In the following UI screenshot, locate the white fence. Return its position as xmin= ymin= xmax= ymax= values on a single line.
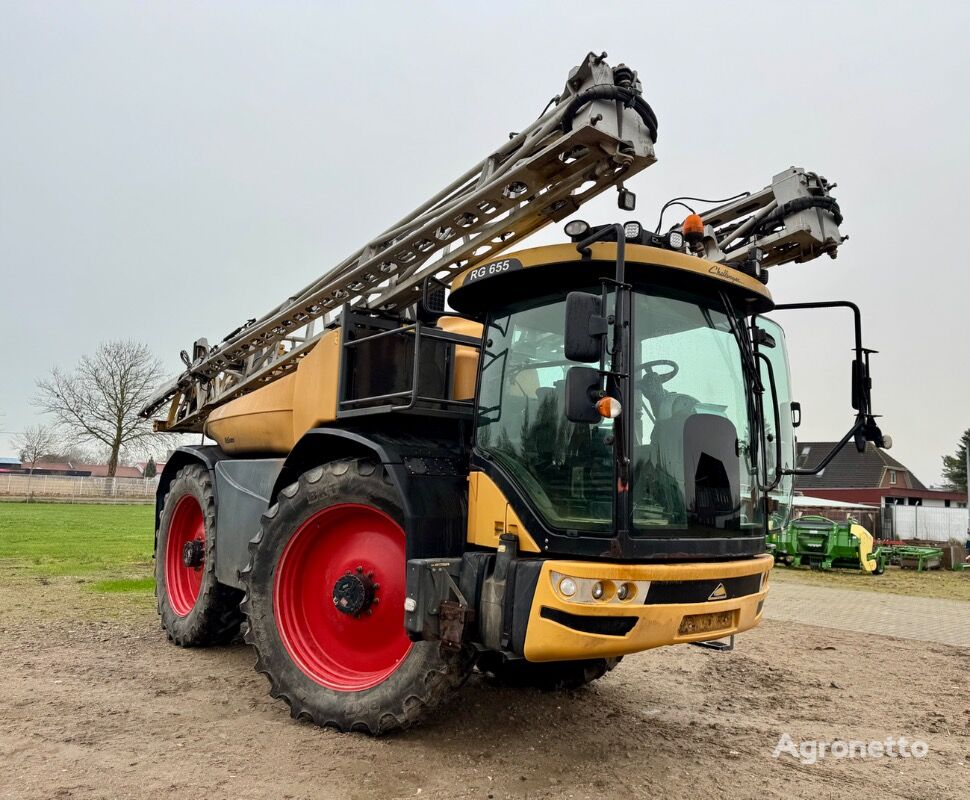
xmin=0 ymin=472 xmax=160 ymax=503
xmin=889 ymin=505 xmax=969 ymax=542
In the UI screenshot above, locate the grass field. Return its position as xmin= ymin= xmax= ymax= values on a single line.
xmin=2 ymin=502 xmax=968 ymax=603
xmin=0 ymin=502 xmax=155 ymax=591
xmin=770 ymin=558 xmax=970 ymax=602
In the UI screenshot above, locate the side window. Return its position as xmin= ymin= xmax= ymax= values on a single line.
xmin=757 ymin=317 xmax=795 ymax=530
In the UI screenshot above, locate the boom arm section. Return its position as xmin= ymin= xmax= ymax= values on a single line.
xmin=142 ymin=52 xmax=658 ymax=433
xmin=672 ymin=167 xmax=845 ymax=270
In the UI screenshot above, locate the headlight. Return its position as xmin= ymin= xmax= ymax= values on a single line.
xmin=616 ymin=582 xmax=637 ymax=601
xmin=666 ymin=231 xmax=684 ymax=250
xmin=551 ymin=572 xmax=649 ymax=604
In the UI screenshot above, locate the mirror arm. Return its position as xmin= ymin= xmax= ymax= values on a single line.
xmin=771 ymin=300 xmax=863 ymax=353
xmin=575 ymin=223 xmax=621 ymax=259
xmin=768 ymin=299 xmax=890 ymax=464
xmin=609 ymin=225 xmax=632 ymax=498
xmin=770 ymin=300 xmax=873 ymax=417
xmin=783 ymin=419 xmax=865 ymax=476
xmin=599 ymin=280 xmax=609 ymax=376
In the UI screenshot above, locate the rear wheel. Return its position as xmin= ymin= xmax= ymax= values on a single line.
xmin=241 ymin=459 xmax=471 ymax=734
xmin=155 ymin=464 xmax=244 ymax=646
xmin=479 ymin=653 xmax=621 ymax=690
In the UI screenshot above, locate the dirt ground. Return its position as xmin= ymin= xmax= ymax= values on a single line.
xmin=1 ymin=577 xmax=967 ymax=800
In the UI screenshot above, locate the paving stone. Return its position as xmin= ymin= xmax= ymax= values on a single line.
xmin=763 ymin=581 xmax=970 ymax=648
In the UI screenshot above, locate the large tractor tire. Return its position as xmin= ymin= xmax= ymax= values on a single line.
xmin=155 ymin=464 xmax=244 ymax=646
xmin=241 ymin=459 xmax=471 ymax=734
xmin=479 ymin=653 xmax=621 ymax=691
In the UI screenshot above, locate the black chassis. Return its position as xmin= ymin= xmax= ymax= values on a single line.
xmin=154 ymin=426 xmax=471 ymax=592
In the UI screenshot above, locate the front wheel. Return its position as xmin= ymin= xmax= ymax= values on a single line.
xmin=241 ymin=459 xmax=471 ymax=734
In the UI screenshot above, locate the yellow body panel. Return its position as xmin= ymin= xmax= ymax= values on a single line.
xmin=204 ymin=329 xmax=342 ymax=454
xmin=467 ymin=471 xmax=541 ymax=553
xmin=523 ymin=555 xmax=773 ymax=661
xmin=290 ymin=328 xmax=342 ymax=436
xmin=450 ymin=242 xmax=773 ymax=301
xmin=204 ymin=373 xmax=297 ymax=454
xmin=436 ymin=316 xmax=482 ymax=400
xmin=850 ymin=523 xmax=877 ymax=573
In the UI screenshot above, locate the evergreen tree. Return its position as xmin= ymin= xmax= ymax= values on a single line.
xmin=941 ymin=429 xmax=969 ymax=492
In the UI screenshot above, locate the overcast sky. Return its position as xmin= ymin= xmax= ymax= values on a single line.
xmin=2 ymin=1 xmax=968 ymax=484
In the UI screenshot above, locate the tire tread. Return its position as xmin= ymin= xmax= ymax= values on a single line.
xmin=240 ymin=458 xmax=470 ymax=734
xmin=156 ymin=464 xmax=244 ymax=647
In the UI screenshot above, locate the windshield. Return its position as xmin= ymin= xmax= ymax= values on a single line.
xmin=476 ymin=289 xmax=769 ymax=536
xmin=477 ymin=295 xmax=614 ymax=531
xmin=631 ymin=292 xmax=763 ymax=535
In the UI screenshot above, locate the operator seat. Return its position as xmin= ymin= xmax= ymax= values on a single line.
xmin=681 ymin=414 xmax=741 ymax=529
xmin=635 ymin=372 xmax=741 ymax=529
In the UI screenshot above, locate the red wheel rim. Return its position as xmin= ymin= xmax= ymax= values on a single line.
xmin=164 ymin=495 xmax=205 ymax=616
xmin=273 ymin=504 xmax=413 ymax=692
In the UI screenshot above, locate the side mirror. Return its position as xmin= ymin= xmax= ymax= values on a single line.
xmin=791 ymin=401 xmax=801 ymax=428
xmin=565 ymin=366 xmax=602 ymax=423
xmin=851 ymin=358 xmax=866 ymax=411
xmin=564 ymin=291 xmax=608 ymax=362
xmin=753 ymin=326 xmax=776 ymax=348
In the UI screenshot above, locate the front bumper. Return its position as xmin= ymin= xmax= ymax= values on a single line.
xmin=522 ymin=554 xmax=772 ymax=661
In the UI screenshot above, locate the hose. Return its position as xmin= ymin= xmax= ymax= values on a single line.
xmin=756 ymin=196 xmax=843 ymax=233
xmin=560 ymin=85 xmax=658 ymax=143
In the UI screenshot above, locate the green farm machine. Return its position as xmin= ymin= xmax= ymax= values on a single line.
xmin=769 ymin=515 xmax=887 ymax=574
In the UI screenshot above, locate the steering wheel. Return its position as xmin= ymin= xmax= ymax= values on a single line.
xmin=640 ymin=359 xmax=679 ymax=384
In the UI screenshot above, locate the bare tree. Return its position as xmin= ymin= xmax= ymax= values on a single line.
xmin=10 ymin=424 xmax=58 ymax=499
xmin=35 ymin=340 xmax=169 ymax=477
xmin=37 ymin=443 xmax=93 ymax=465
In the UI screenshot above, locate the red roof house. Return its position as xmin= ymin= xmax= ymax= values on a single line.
xmin=794 ymin=442 xmax=967 ymax=509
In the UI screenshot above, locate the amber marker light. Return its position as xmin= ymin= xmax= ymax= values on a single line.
xmin=682 ymin=213 xmax=705 ymax=241
xmin=596 ymin=396 xmax=622 ymax=419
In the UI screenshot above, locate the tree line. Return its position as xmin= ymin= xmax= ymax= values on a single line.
xmin=10 ymin=340 xmax=174 ymax=478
